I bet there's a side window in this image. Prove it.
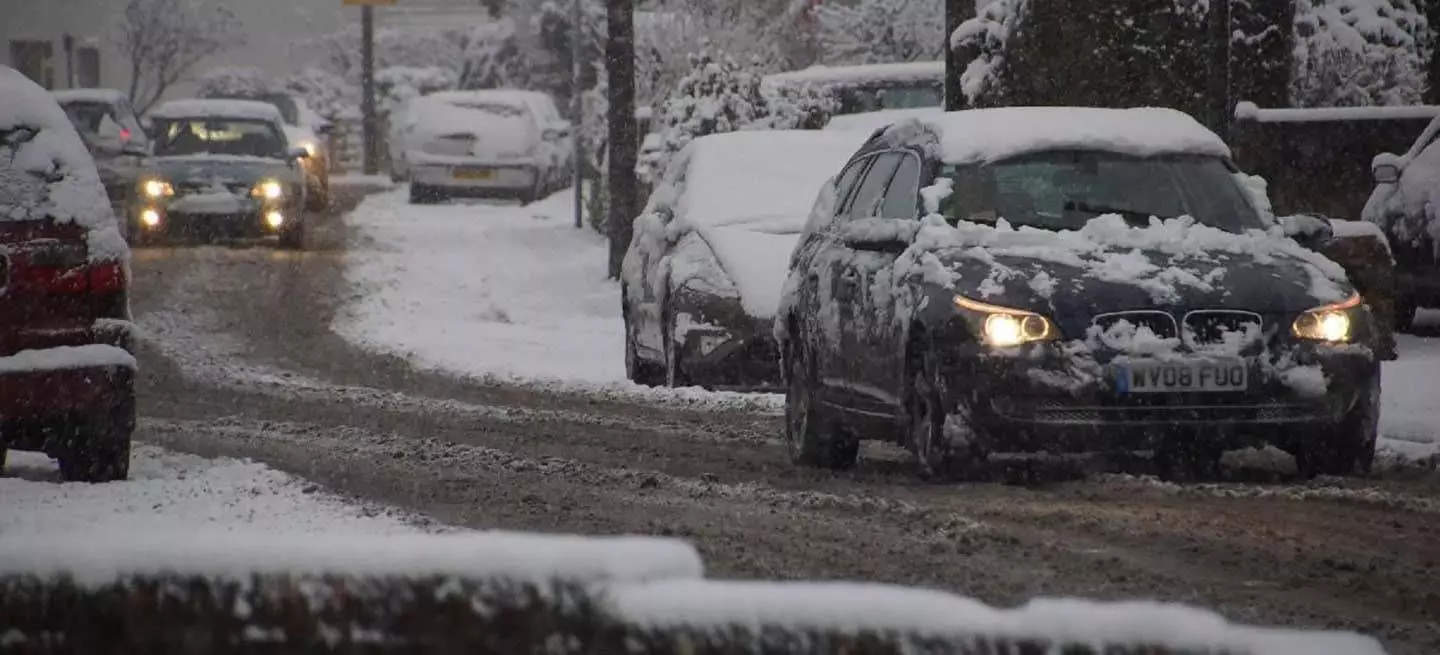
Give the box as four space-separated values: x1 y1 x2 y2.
879 153 922 219
845 153 902 220
832 156 871 216
116 99 144 138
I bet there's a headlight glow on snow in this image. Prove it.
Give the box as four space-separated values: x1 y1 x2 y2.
1292 292 1360 343
954 295 1056 347
252 180 285 200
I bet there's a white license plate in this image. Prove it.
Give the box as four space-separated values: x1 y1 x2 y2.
1117 360 1248 393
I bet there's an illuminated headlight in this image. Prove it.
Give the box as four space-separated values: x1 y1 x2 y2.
298 141 318 157
252 180 285 200
139 209 161 227
955 295 1057 348
141 179 174 198
264 211 285 228
1292 293 1361 343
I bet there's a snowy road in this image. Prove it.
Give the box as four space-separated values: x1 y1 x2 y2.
81 183 1440 654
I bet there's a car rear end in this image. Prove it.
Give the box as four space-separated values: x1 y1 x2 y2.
404 97 543 201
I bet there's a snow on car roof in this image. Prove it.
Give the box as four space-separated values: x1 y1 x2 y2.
426 89 545 108
50 88 128 105
910 107 1232 165
677 130 869 229
149 98 284 122
1234 100 1440 123
763 61 944 87
0 67 125 259
824 108 945 133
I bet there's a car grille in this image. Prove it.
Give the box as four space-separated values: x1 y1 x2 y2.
993 397 1329 424
1091 310 1178 339
1182 310 1264 349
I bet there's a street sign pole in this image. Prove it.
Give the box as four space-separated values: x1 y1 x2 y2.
571 0 584 229
360 4 378 175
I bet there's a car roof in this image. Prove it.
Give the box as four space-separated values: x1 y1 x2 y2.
884 106 1232 165
51 88 128 105
425 89 549 109
149 98 284 122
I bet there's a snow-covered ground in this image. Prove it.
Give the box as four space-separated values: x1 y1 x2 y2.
0 444 428 536
1382 315 1440 461
334 188 781 410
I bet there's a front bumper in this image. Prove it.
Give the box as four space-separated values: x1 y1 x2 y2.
942 340 1377 453
132 194 298 240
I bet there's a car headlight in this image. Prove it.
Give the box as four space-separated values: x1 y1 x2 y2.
251 180 285 200
1292 292 1361 343
954 295 1058 347
297 141 318 157
141 179 174 198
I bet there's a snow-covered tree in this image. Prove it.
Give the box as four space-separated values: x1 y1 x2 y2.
1291 0 1432 107
374 66 458 118
284 67 359 122
813 0 946 65
114 0 245 112
950 0 1028 106
195 66 272 99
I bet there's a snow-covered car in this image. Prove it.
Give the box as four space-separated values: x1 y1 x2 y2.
199 90 333 212
823 107 944 133
389 90 573 205
621 130 868 389
776 107 1384 480
762 61 944 117
51 89 153 225
132 99 310 248
0 66 136 481
1363 113 1440 331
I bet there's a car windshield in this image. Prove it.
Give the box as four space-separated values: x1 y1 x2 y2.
152 118 285 158
839 83 942 114
940 150 1265 233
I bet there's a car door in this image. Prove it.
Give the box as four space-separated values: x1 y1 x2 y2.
797 154 873 400
628 151 691 360
859 150 925 409
826 152 902 408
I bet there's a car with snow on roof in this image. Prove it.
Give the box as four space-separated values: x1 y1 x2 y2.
389 90 573 205
776 107 1385 480
621 130 869 389
0 66 136 481
1364 112 1440 332
199 89 334 212
131 99 310 248
50 88 153 227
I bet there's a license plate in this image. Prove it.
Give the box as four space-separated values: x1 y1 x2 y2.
452 168 493 180
1117 360 1247 393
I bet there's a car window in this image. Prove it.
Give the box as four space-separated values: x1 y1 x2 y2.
831 156 872 217
879 153 922 218
845 152 903 220
152 118 286 158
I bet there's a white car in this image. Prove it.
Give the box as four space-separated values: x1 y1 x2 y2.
389 90 573 205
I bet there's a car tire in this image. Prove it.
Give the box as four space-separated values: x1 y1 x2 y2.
623 308 663 387
1394 296 1417 333
662 303 691 388
783 333 858 470
1294 373 1380 478
58 381 134 483
906 335 985 481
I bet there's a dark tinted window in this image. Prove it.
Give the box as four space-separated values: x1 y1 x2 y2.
153 118 285 158
942 150 1265 233
845 152 902 220
879 154 922 218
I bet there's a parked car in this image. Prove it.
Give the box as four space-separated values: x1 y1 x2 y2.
131 99 310 248
1364 114 1440 332
776 107 1384 480
0 66 136 481
388 90 573 205
51 88 152 228
621 130 868 389
201 89 333 212
762 61 944 118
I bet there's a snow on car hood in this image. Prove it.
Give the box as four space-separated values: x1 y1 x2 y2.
892 212 1353 317
698 223 804 320
153 155 295 186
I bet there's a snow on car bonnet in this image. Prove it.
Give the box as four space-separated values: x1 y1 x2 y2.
907 106 1232 165
0 66 125 261
149 99 284 123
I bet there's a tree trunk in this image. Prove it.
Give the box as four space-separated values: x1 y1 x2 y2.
605 0 638 280
943 0 970 111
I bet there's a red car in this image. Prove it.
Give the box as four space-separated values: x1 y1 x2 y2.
0 67 136 482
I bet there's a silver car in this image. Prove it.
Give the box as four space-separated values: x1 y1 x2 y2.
51 89 152 228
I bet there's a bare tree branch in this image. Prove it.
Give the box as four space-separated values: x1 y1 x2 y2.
114 0 245 113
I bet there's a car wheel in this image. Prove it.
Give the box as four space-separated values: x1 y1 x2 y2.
1394 296 1417 333
906 336 984 481
623 307 663 387
1294 373 1379 478
662 304 691 388
58 381 134 483
783 333 857 470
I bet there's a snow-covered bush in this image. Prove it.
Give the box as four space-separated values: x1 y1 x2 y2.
194 66 272 99
1291 0 1433 107
950 0 1029 106
284 67 359 122
812 0 945 65
374 66 457 119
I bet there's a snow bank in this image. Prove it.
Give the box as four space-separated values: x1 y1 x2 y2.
0 67 126 261
149 98 284 122
0 529 702 587
909 107 1231 165
611 580 1385 655
0 344 136 374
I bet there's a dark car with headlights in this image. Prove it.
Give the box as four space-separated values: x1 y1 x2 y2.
131 99 309 248
776 107 1383 480
51 89 152 226
621 130 867 389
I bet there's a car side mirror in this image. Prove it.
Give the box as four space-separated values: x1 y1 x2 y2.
1372 153 1402 184
1280 213 1335 250
839 218 917 254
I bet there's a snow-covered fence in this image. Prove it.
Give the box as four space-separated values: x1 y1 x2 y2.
0 532 1387 654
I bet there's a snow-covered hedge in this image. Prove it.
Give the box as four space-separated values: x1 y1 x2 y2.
195 66 273 99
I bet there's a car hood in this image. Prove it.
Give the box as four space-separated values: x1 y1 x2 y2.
698 223 804 320
151 156 296 186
